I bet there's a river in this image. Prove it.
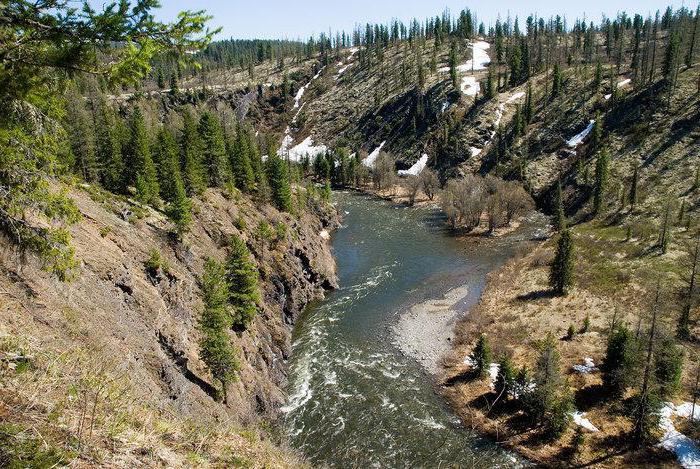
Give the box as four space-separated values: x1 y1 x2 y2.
284 191 547 468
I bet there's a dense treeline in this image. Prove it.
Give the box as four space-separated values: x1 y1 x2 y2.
62 87 299 234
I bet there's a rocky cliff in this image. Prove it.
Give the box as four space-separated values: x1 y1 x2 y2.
0 184 337 466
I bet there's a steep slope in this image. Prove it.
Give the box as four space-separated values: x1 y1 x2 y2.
0 184 337 466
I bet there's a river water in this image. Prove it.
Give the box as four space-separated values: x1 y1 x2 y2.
284 191 546 468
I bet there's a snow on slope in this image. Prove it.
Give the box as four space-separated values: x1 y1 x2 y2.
398 154 428 176
567 120 596 148
659 402 700 468
439 41 491 73
294 66 326 108
363 141 386 168
461 76 480 96
284 136 328 163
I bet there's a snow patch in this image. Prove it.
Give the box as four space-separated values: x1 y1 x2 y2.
659 402 700 468
488 363 500 389
470 147 482 157
566 120 595 148
572 411 600 432
572 357 598 374
439 41 491 73
281 136 328 162
293 66 326 108
398 154 428 176
460 76 480 96
363 141 386 168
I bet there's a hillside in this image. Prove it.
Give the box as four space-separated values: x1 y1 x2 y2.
0 183 337 466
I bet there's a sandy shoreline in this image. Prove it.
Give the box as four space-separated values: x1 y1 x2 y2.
392 284 473 375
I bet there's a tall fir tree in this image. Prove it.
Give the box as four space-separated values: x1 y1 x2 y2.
95 99 124 193
226 234 260 330
199 111 230 188
180 110 206 196
126 108 160 205
550 229 574 295
266 152 293 212
230 127 255 193
199 258 239 401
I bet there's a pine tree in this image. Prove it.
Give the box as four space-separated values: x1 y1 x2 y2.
169 73 179 95
154 127 182 203
266 152 293 212
199 111 230 188
524 81 534 124
168 177 192 236
226 234 260 330
550 229 574 295
601 323 637 396
594 58 602 89
126 108 160 205
472 334 492 378
554 180 566 231
551 62 562 98
65 87 99 183
526 333 573 438
629 163 639 211
494 354 516 400
449 41 459 90
654 336 684 399
180 110 206 196
632 288 662 447
679 233 700 340
230 127 255 193
199 258 239 402
154 128 191 235
593 149 610 215
95 99 125 193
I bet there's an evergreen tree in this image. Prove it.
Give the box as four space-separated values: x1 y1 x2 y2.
526 333 573 438
65 87 98 182
226 234 260 330
494 354 516 400
199 258 239 401
601 323 637 396
654 336 684 399
551 62 562 98
230 127 255 193
95 99 125 193
199 111 230 187
168 176 192 236
524 81 534 124
594 58 603 89
266 153 293 212
449 41 459 89
126 108 160 205
154 127 191 235
629 163 639 211
593 149 610 215
180 110 206 196
550 229 574 295
169 73 179 95
472 334 492 378
154 127 182 203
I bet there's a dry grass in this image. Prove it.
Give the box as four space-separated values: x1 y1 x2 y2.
0 327 306 468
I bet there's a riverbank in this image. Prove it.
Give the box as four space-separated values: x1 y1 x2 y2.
440 227 697 467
